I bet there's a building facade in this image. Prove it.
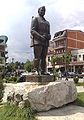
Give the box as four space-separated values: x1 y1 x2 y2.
0 35 8 68
47 29 84 73
70 49 84 73
53 29 84 54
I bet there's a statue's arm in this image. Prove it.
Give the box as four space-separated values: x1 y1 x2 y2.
30 17 45 40
43 22 51 40
47 23 51 40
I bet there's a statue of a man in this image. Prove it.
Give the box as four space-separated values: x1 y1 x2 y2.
30 6 51 75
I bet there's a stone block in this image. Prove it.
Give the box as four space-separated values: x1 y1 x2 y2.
3 81 77 112
26 75 54 83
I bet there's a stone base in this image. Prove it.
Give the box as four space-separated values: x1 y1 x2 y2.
26 75 54 83
5 81 77 111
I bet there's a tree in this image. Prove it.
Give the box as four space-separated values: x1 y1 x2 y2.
62 53 72 80
62 53 72 71
24 60 34 72
6 63 15 73
51 55 60 80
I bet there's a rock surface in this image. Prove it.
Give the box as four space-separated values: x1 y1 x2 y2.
3 81 77 111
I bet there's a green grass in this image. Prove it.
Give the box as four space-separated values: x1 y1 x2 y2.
0 103 37 120
74 92 84 107
0 78 4 102
76 82 84 86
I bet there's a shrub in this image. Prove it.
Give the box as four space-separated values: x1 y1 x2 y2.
0 77 4 102
4 76 17 83
9 76 17 82
73 76 79 84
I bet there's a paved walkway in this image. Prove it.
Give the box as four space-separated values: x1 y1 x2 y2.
77 86 84 93
37 105 84 120
37 86 84 120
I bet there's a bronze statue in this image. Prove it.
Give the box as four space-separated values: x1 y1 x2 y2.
30 6 51 75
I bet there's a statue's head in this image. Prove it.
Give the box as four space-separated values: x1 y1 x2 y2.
38 6 46 17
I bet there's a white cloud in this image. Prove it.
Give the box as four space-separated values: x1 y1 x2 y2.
0 0 25 32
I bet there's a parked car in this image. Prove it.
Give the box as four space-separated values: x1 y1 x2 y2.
17 72 29 82
17 75 26 82
21 72 29 76
68 72 77 78
77 72 84 78
62 71 81 78
62 71 70 78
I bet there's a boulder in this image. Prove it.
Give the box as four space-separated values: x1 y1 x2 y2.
3 81 77 111
3 82 39 103
27 81 77 111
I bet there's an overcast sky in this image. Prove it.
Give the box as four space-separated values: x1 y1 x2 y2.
0 0 84 62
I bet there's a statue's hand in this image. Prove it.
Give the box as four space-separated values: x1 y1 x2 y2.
40 35 46 41
43 34 51 40
43 34 47 39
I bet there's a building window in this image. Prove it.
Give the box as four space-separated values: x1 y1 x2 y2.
55 42 57 47
73 55 77 61
83 55 84 61
79 55 81 58
48 56 50 62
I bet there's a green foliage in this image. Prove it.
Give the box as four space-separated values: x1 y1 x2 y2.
73 77 79 84
51 55 57 66
53 70 59 81
6 61 24 73
62 53 72 64
51 55 63 66
0 77 4 102
62 53 72 71
0 66 4 72
76 82 84 86
24 60 34 72
51 55 62 80
74 92 84 107
51 56 57 79
10 76 17 82
4 76 17 83
0 103 37 120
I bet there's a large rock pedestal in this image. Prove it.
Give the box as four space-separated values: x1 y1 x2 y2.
27 81 77 111
3 80 77 112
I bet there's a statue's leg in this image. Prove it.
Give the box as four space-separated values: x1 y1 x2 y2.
33 45 42 75
33 59 39 74
41 46 48 75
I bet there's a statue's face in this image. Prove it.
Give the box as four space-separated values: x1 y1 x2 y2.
38 7 45 17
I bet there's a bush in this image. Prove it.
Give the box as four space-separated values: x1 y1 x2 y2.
9 76 17 82
73 76 79 84
4 76 17 83
0 77 4 102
